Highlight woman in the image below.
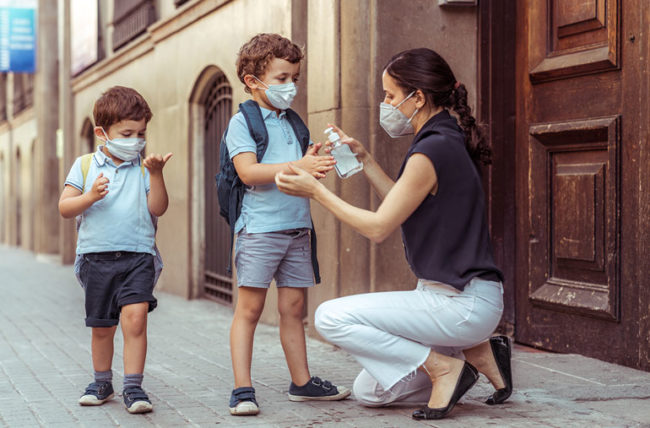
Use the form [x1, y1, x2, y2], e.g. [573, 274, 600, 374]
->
[275, 48, 512, 420]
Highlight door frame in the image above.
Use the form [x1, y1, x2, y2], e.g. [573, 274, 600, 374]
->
[188, 65, 228, 300]
[478, 0, 517, 333]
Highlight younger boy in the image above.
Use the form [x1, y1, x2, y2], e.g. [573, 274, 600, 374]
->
[59, 86, 172, 414]
[226, 33, 349, 416]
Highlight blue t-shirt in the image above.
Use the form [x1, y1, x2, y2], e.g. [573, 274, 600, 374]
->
[64, 147, 155, 255]
[225, 106, 312, 233]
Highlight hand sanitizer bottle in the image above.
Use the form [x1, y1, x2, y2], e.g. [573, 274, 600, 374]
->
[324, 127, 363, 179]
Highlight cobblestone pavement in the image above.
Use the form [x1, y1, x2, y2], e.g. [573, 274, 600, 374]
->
[1, 245, 649, 427]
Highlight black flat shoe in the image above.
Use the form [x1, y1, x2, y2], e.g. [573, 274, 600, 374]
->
[486, 335, 513, 405]
[412, 362, 479, 420]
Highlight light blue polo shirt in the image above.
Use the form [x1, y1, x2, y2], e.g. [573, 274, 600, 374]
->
[64, 146, 155, 255]
[225, 106, 312, 234]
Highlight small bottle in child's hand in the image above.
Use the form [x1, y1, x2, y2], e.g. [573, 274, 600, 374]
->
[324, 127, 363, 179]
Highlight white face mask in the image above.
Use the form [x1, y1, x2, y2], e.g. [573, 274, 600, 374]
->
[379, 91, 419, 138]
[254, 76, 297, 110]
[101, 128, 146, 161]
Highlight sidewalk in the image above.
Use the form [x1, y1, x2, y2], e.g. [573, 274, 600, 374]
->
[0, 245, 649, 428]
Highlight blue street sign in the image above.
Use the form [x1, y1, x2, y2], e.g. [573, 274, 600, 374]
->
[0, 1, 37, 73]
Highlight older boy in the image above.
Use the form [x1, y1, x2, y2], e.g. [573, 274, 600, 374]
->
[59, 86, 171, 414]
[226, 33, 349, 416]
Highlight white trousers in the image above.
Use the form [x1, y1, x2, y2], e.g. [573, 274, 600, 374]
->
[315, 277, 503, 406]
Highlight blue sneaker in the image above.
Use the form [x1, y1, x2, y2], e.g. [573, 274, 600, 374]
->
[288, 376, 351, 402]
[123, 386, 153, 414]
[79, 381, 114, 406]
[229, 386, 260, 416]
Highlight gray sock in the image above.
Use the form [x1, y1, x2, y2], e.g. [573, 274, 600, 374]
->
[94, 370, 112, 384]
[123, 373, 144, 390]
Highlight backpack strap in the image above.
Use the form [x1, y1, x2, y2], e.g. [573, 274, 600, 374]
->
[285, 109, 321, 284]
[80, 153, 94, 192]
[239, 100, 269, 162]
[285, 108, 311, 154]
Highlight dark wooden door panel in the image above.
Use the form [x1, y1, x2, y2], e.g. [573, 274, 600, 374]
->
[528, 116, 620, 321]
[530, 0, 619, 82]
[515, 0, 644, 367]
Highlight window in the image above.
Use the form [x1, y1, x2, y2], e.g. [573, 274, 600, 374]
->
[112, 0, 156, 51]
[12, 73, 33, 115]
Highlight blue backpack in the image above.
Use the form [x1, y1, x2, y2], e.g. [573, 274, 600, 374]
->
[215, 100, 320, 283]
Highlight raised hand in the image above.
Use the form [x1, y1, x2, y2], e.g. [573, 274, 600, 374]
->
[143, 152, 173, 175]
[324, 124, 369, 161]
[89, 173, 109, 202]
[295, 143, 336, 179]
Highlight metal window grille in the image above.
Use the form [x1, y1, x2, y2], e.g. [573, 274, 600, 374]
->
[12, 73, 33, 115]
[112, 0, 155, 50]
[203, 73, 233, 305]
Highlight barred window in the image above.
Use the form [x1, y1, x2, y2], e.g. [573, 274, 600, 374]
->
[12, 73, 34, 115]
[112, 0, 156, 51]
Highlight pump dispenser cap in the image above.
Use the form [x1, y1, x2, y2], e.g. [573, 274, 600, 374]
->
[324, 127, 339, 143]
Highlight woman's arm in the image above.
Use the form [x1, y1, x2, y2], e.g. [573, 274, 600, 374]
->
[276, 153, 437, 243]
[233, 143, 335, 186]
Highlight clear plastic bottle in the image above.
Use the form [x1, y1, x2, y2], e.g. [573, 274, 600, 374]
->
[324, 127, 363, 179]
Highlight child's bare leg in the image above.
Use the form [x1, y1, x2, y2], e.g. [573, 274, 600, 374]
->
[277, 287, 310, 386]
[230, 287, 267, 388]
[91, 326, 117, 372]
[463, 340, 505, 390]
[121, 302, 149, 374]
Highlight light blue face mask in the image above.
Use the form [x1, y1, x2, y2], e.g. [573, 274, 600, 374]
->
[254, 76, 297, 110]
[101, 128, 146, 161]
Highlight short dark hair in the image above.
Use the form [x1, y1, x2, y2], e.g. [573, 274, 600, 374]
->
[93, 86, 153, 130]
[236, 33, 303, 93]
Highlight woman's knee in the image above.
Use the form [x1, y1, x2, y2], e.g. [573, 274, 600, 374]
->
[314, 300, 343, 338]
[352, 370, 387, 407]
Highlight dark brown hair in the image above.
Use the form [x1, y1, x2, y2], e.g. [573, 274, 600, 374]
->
[385, 48, 491, 165]
[236, 33, 303, 93]
[93, 86, 153, 130]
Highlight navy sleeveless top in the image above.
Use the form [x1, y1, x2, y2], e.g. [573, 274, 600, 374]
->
[398, 109, 503, 291]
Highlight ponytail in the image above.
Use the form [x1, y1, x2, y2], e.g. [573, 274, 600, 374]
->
[449, 83, 491, 165]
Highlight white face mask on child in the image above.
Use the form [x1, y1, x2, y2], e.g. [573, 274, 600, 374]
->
[101, 128, 146, 161]
[253, 76, 297, 110]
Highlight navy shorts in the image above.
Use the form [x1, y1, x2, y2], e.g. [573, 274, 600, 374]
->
[79, 251, 157, 327]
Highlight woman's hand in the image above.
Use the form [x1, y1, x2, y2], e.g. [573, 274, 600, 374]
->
[275, 163, 323, 198]
[325, 124, 370, 163]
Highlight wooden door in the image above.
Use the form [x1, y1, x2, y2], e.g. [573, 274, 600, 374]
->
[515, 0, 647, 367]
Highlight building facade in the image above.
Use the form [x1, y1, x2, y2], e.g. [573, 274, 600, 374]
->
[1, 0, 648, 371]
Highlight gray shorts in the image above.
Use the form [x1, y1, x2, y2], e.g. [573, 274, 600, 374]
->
[234, 228, 315, 288]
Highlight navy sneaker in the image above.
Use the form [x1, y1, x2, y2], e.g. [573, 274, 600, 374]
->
[288, 376, 351, 402]
[229, 386, 260, 416]
[79, 381, 114, 406]
[123, 386, 153, 414]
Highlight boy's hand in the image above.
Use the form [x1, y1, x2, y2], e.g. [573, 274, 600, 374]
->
[143, 153, 173, 175]
[88, 173, 109, 203]
[295, 143, 335, 179]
